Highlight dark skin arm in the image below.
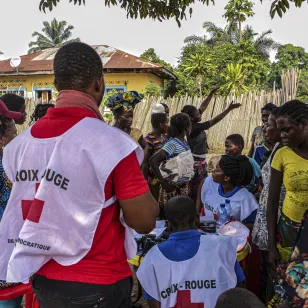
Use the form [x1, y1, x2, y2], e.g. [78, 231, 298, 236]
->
[267, 168, 283, 269]
[191, 102, 241, 138]
[248, 142, 255, 158]
[196, 179, 205, 213]
[208, 101, 241, 128]
[199, 87, 220, 115]
[147, 300, 161, 308]
[138, 136, 149, 180]
[150, 150, 175, 192]
[119, 192, 158, 234]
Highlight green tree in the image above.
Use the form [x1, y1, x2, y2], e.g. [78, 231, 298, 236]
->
[140, 48, 173, 71]
[223, 0, 255, 41]
[28, 18, 80, 54]
[182, 49, 216, 96]
[143, 82, 162, 97]
[185, 22, 279, 59]
[38, 0, 306, 22]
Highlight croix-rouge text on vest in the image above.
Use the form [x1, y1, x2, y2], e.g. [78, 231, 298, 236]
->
[15, 169, 70, 191]
[161, 280, 216, 299]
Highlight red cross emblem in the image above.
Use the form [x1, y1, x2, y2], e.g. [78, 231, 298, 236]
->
[21, 183, 45, 223]
[170, 290, 204, 308]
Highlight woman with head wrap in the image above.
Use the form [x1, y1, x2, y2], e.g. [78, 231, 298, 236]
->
[106, 91, 148, 178]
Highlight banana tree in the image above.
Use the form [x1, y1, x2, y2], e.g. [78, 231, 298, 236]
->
[221, 63, 249, 97]
[182, 50, 216, 96]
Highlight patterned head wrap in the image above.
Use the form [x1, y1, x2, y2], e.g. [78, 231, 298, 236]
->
[105, 91, 143, 113]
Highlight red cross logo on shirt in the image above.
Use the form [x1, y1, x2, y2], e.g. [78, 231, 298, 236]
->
[170, 290, 204, 308]
[21, 183, 45, 223]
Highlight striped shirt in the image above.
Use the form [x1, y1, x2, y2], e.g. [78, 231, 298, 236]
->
[161, 138, 190, 159]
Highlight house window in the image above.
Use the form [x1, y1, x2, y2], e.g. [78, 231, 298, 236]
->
[0, 88, 26, 97]
[105, 86, 126, 94]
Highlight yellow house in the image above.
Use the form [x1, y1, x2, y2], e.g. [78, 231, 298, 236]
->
[0, 45, 176, 102]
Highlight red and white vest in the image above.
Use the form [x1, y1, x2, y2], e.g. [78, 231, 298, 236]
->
[0, 118, 143, 283]
[137, 235, 238, 308]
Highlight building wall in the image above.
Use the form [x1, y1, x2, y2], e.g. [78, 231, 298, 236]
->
[0, 72, 164, 98]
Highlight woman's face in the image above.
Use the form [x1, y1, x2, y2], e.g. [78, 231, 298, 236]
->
[191, 108, 202, 123]
[160, 117, 169, 134]
[116, 110, 134, 130]
[212, 164, 226, 185]
[261, 109, 271, 125]
[276, 117, 307, 148]
[15, 104, 27, 125]
[1, 120, 17, 147]
[266, 114, 281, 144]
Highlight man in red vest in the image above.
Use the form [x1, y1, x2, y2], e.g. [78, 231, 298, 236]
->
[27, 43, 158, 307]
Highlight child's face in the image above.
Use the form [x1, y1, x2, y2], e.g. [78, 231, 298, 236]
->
[225, 139, 242, 157]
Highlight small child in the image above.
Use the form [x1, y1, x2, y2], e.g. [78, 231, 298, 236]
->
[225, 134, 261, 194]
[137, 196, 245, 308]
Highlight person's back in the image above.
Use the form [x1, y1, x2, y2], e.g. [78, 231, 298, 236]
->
[137, 196, 243, 308]
[0, 42, 158, 308]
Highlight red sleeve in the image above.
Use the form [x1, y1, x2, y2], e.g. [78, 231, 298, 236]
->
[113, 151, 149, 200]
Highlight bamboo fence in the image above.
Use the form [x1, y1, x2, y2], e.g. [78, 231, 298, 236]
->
[17, 69, 300, 152]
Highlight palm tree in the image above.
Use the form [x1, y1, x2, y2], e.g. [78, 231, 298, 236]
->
[28, 18, 80, 54]
[221, 63, 249, 97]
[182, 51, 216, 96]
[199, 21, 280, 59]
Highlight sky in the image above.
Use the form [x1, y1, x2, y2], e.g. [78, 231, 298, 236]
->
[1, 0, 308, 65]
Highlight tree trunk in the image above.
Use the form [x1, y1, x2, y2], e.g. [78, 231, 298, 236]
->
[239, 20, 242, 42]
[197, 74, 202, 96]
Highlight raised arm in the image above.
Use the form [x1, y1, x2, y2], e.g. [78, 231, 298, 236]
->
[267, 168, 283, 269]
[199, 87, 220, 115]
[208, 101, 241, 128]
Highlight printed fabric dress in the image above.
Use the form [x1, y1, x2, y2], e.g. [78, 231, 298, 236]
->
[0, 156, 18, 289]
[252, 143, 285, 251]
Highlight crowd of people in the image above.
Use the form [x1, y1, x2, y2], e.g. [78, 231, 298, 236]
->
[0, 41, 307, 308]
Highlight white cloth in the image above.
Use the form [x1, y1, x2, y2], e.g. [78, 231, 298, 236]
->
[201, 177, 258, 222]
[0, 118, 143, 283]
[160, 149, 194, 183]
[137, 235, 238, 308]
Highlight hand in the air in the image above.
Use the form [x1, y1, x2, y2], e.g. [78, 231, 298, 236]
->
[228, 101, 241, 110]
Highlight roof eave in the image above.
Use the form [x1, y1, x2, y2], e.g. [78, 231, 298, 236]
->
[0, 70, 54, 76]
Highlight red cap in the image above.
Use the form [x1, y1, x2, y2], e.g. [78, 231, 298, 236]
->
[0, 99, 23, 121]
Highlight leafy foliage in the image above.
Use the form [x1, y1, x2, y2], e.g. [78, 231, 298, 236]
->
[221, 63, 249, 96]
[38, 0, 305, 24]
[143, 82, 162, 97]
[28, 18, 80, 54]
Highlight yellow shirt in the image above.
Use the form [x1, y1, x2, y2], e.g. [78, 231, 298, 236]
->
[271, 146, 308, 222]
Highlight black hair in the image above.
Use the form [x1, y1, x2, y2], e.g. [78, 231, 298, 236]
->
[161, 103, 169, 113]
[181, 105, 197, 118]
[0, 116, 13, 137]
[113, 106, 125, 118]
[54, 42, 103, 92]
[30, 104, 55, 124]
[1, 94, 25, 112]
[226, 134, 245, 149]
[151, 113, 168, 129]
[270, 106, 279, 117]
[219, 155, 253, 187]
[169, 113, 191, 138]
[165, 196, 197, 228]
[261, 102, 276, 113]
[216, 288, 265, 308]
[276, 99, 308, 125]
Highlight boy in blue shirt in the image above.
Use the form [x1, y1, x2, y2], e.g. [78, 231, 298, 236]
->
[137, 196, 245, 308]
